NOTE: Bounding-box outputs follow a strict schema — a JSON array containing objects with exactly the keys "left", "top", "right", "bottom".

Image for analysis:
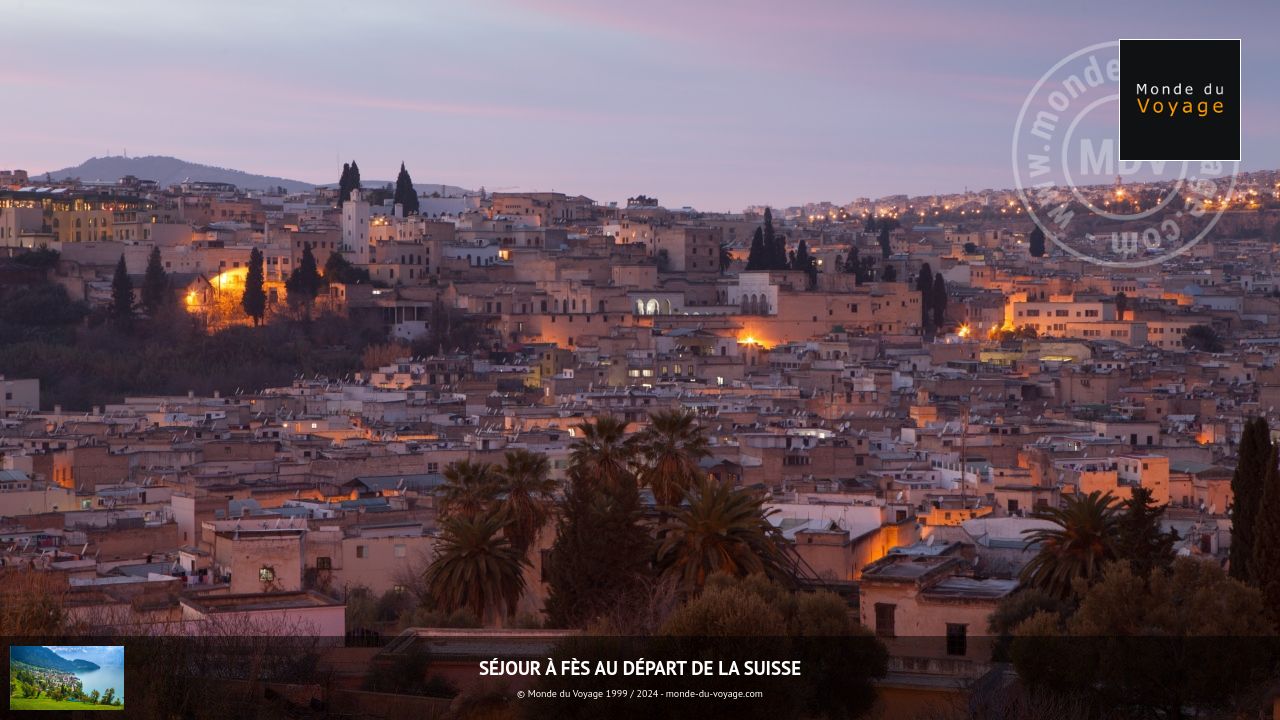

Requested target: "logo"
[{"left": 1012, "top": 41, "right": 1240, "bottom": 267}]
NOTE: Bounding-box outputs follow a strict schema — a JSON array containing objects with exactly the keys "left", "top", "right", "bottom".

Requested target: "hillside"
[
  {"left": 42, "top": 155, "right": 473, "bottom": 196},
  {"left": 42, "top": 156, "right": 314, "bottom": 193},
  {"left": 9, "top": 646, "right": 99, "bottom": 673}
]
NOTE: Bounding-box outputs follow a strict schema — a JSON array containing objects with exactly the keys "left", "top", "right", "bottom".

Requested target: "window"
[
  {"left": 259, "top": 566, "right": 276, "bottom": 583},
  {"left": 356, "top": 545, "right": 366, "bottom": 559},
  {"left": 316, "top": 556, "right": 332, "bottom": 570},
  {"left": 946, "top": 623, "right": 968, "bottom": 656},
  {"left": 874, "top": 603, "right": 896, "bottom": 638},
  {"left": 394, "top": 544, "right": 406, "bottom": 558}
]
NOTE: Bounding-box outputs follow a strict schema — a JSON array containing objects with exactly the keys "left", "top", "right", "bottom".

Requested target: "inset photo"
[{"left": 9, "top": 646, "right": 125, "bottom": 711}]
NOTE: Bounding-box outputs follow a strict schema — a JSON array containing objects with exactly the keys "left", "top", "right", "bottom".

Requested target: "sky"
[
  {"left": 4, "top": 0, "right": 1277, "bottom": 210},
  {"left": 44, "top": 645, "right": 126, "bottom": 667}
]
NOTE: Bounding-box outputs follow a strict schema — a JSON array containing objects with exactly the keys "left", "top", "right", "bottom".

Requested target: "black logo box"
[{"left": 1119, "top": 39, "right": 1241, "bottom": 162}]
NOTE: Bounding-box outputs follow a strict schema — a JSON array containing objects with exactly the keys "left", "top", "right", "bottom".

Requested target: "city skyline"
[{"left": 7, "top": 0, "right": 1278, "bottom": 210}]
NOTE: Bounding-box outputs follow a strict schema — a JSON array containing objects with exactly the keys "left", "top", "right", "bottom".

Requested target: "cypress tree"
[
  {"left": 393, "top": 162, "right": 420, "bottom": 215},
  {"left": 544, "top": 475, "right": 653, "bottom": 628},
  {"left": 763, "top": 208, "right": 784, "bottom": 270},
  {"left": 1231, "top": 416, "right": 1272, "bottom": 582},
  {"left": 242, "top": 247, "right": 266, "bottom": 325},
  {"left": 141, "top": 245, "right": 169, "bottom": 313},
  {"left": 1116, "top": 486, "right": 1177, "bottom": 578},
  {"left": 746, "top": 227, "right": 765, "bottom": 271},
  {"left": 349, "top": 160, "right": 361, "bottom": 195},
  {"left": 1254, "top": 443, "right": 1280, "bottom": 618},
  {"left": 109, "top": 254, "right": 133, "bottom": 321},
  {"left": 1029, "top": 225, "right": 1046, "bottom": 257},
  {"left": 285, "top": 242, "right": 323, "bottom": 306},
  {"left": 882, "top": 263, "right": 898, "bottom": 282},
  {"left": 931, "top": 274, "right": 948, "bottom": 327},
  {"left": 917, "top": 263, "right": 934, "bottom": 330},
  {"left": 338, "top": 162, "right": 352, "bottom": 203},
  {"left": 878, "top": 225, "right": 891, "bottom": 259}
]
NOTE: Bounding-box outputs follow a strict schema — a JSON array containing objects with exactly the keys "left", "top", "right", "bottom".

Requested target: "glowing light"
[{"left": 957, "top": 324, "right": 972, "bottom": 338}]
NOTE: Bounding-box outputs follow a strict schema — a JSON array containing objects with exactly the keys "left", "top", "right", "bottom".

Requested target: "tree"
[
  {"left": 1231, "top": 416, "right": 1272, "bottom": 582},
  {"left": 1020, "top": 491, "right": 1120, "bottom": 599},
  {"left": 88, "top": 689, "right": 100, "bottom": 705},
  {"left": 1252, "top": 443, "right": 1280, "bottom": 617},
  {"left": 425, "top": 510, "right": 528, "bottom": 622},
  {"left": 338, "top": 160, "right": 362, "bottom": 203},
  {"left": 963, "top": 241, "right": 978, "bottom": 254},
  {"left": 102, "top": 687, "right": 115, "bottom": 706},
  {"left": 745, "top": 227, "right": 766, "bottom": 271},
  {"left": 1114, "top": 486, "right": 1177, "bottom": 578},
  {"left": 718, "top": 243, "right": 733, "bottom": 273},
  {"left": 141, "top": 245, "right": 169, "bottom": 314},
  {"left": 544, "top": 471, "right": 654, "bottom": 628},
  {"left": 109, "top": 254, "right": 133, "bottom": 322},
  {"left": 1011, "top": 560, "right": 1275, "bottom": 719},
  {"left": 1183, "top": 324, "right": 1224, "bottom": 352},
  {"left": 1114, "top": 291, "right": 1128, "bottom": 318},
  {"left": 656, "top": 478, "right": 790, "bottom": 594},
  {"left": 931, "top": 273, "right": 948, "bottom": 328},
  {"left": 635, "top": 409, "right": 709, "bottom": 508},
  {"left": 878, "top": 225, "right": 891, "bottom": 259},
  {"left": 881, "top": 263, "right": 897, "bottom": 282},
  {"left": 323, "top": 250, "right": 372, "bottom": 285},
  {"left": 567, "top": 416, "right": 637, "bottom": 496},
  {"left": 285, "top": 242, "right": 323, "bottom": 306},
  {"left": 1029, "top": 225, "right": 1046, "bottom": 257},
  {"left": 241, "top": 247, "right": 266, "bottom": 326},
  {"left": 393, "top": 162, "right": 420, "bottom": 215},
  {"left": 495, "top": 449, "right": 557, "bottom": 554},
  {"left": 916, "top": 263, "right": 934, "bottom": 330},
  {"left": 763, "top": 207, "right": 786, "bottom": 270},
  {"left": 438, "top": 460, "right": 499, "bottom": 520}
]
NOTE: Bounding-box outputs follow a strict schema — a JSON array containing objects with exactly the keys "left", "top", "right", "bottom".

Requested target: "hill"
[
  {"left": 42, "top": 155, "right": 473, "bottom": 196},
  {"left": 42, "top": 156, "right": 314, "bottom": 193},
  {"left": 9, "top": 646, "right": 100, "bottom": 673}
]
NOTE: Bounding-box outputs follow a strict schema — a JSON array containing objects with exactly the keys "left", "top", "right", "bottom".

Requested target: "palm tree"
[
  {"left": 656, "top": 477, "right": 789, "bottom": 593},
  {"left": 568, "top": 416, "right": 637, "bottom": 496},
  {"left": 438, "top": 460, "right": 499, "bottom": 519},
  {"left": 496, "top": 448, "right": 557, "bottom": 553},
  {"left": 636, "top": 409, "right": 710, "bottom": 507},
  {"left": 425, "top": 510, "right": 528, "bottom": 622},
  {"left": 1020, "top": 490, "right": 1121, "bottom": 599}
]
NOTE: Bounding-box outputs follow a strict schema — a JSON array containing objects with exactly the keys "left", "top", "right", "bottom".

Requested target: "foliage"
[
  {"left": 1231, "top": 416, "right": 1272, "bottom": 582},
  {"left": 1183, "top": 323, "right": 1225, "bottom": 352},
  {"left": 425, "top": 510, "right": 528, "bottom": 622},
  {"left": 109, "top": 254, "right": 133, "bottom": 322},
  {"left": 1029, "top": 225, "right": 1045, "bottom": 257},
  {"left": 931, "top": 273, "right": 948, "bottom": 328},
  {"left": 1019, "top": 491, "right": 1120, "bottom": 599},
  {"left": 494, "top": 448, "right": 557, "bottom": 553},
  {"left": 241, "top": 247, "right": 266, "bottom": 325},
  {"left": 544, "top": 471, "right": 654, "bottom": 629},
  {"left": 323, "top": 249, "right": 372, "bottom": 285},
  {"left": 394, "top": 162, "right": 420, "bottom": 215},
  {"left": 141, "top": 245, "right": 170, "bottom": 314},
  {"left": 285, "top": 242, "right": 323, "bottom": 305},
  {"left": 634, "top": 409, "right": 709, "bottom": 507},
  {"left": 1010, "top": 559, "right": 1278, "bottom": 718},
  {"left": 656, "top": 479, "right": 790, "bottom": 593},
  {"left": 438, "top": 460, "right": 500, "bottom": 520},
  {"left": 1114, "top": 486, "right": 1177, "bottom": 578},
  {"left": 744, "top": 208, "right": 789, "bottom": 271},
  {"left": 11, "top": 245, "right": 60, "bottom": 269},
  {"left": 567, "top": 416, "right": 637, "bottom": 496},
  {"left": 338, "top": 160, "right": 362, "bottom": 203},
  {"left": 1252, "top": 442, "right": 1280, "bottom": 618}
]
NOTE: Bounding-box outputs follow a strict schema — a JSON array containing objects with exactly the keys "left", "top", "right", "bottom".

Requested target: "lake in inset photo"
[{"left": 9, "top": 645, "right": 125, "bottom": 711}]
